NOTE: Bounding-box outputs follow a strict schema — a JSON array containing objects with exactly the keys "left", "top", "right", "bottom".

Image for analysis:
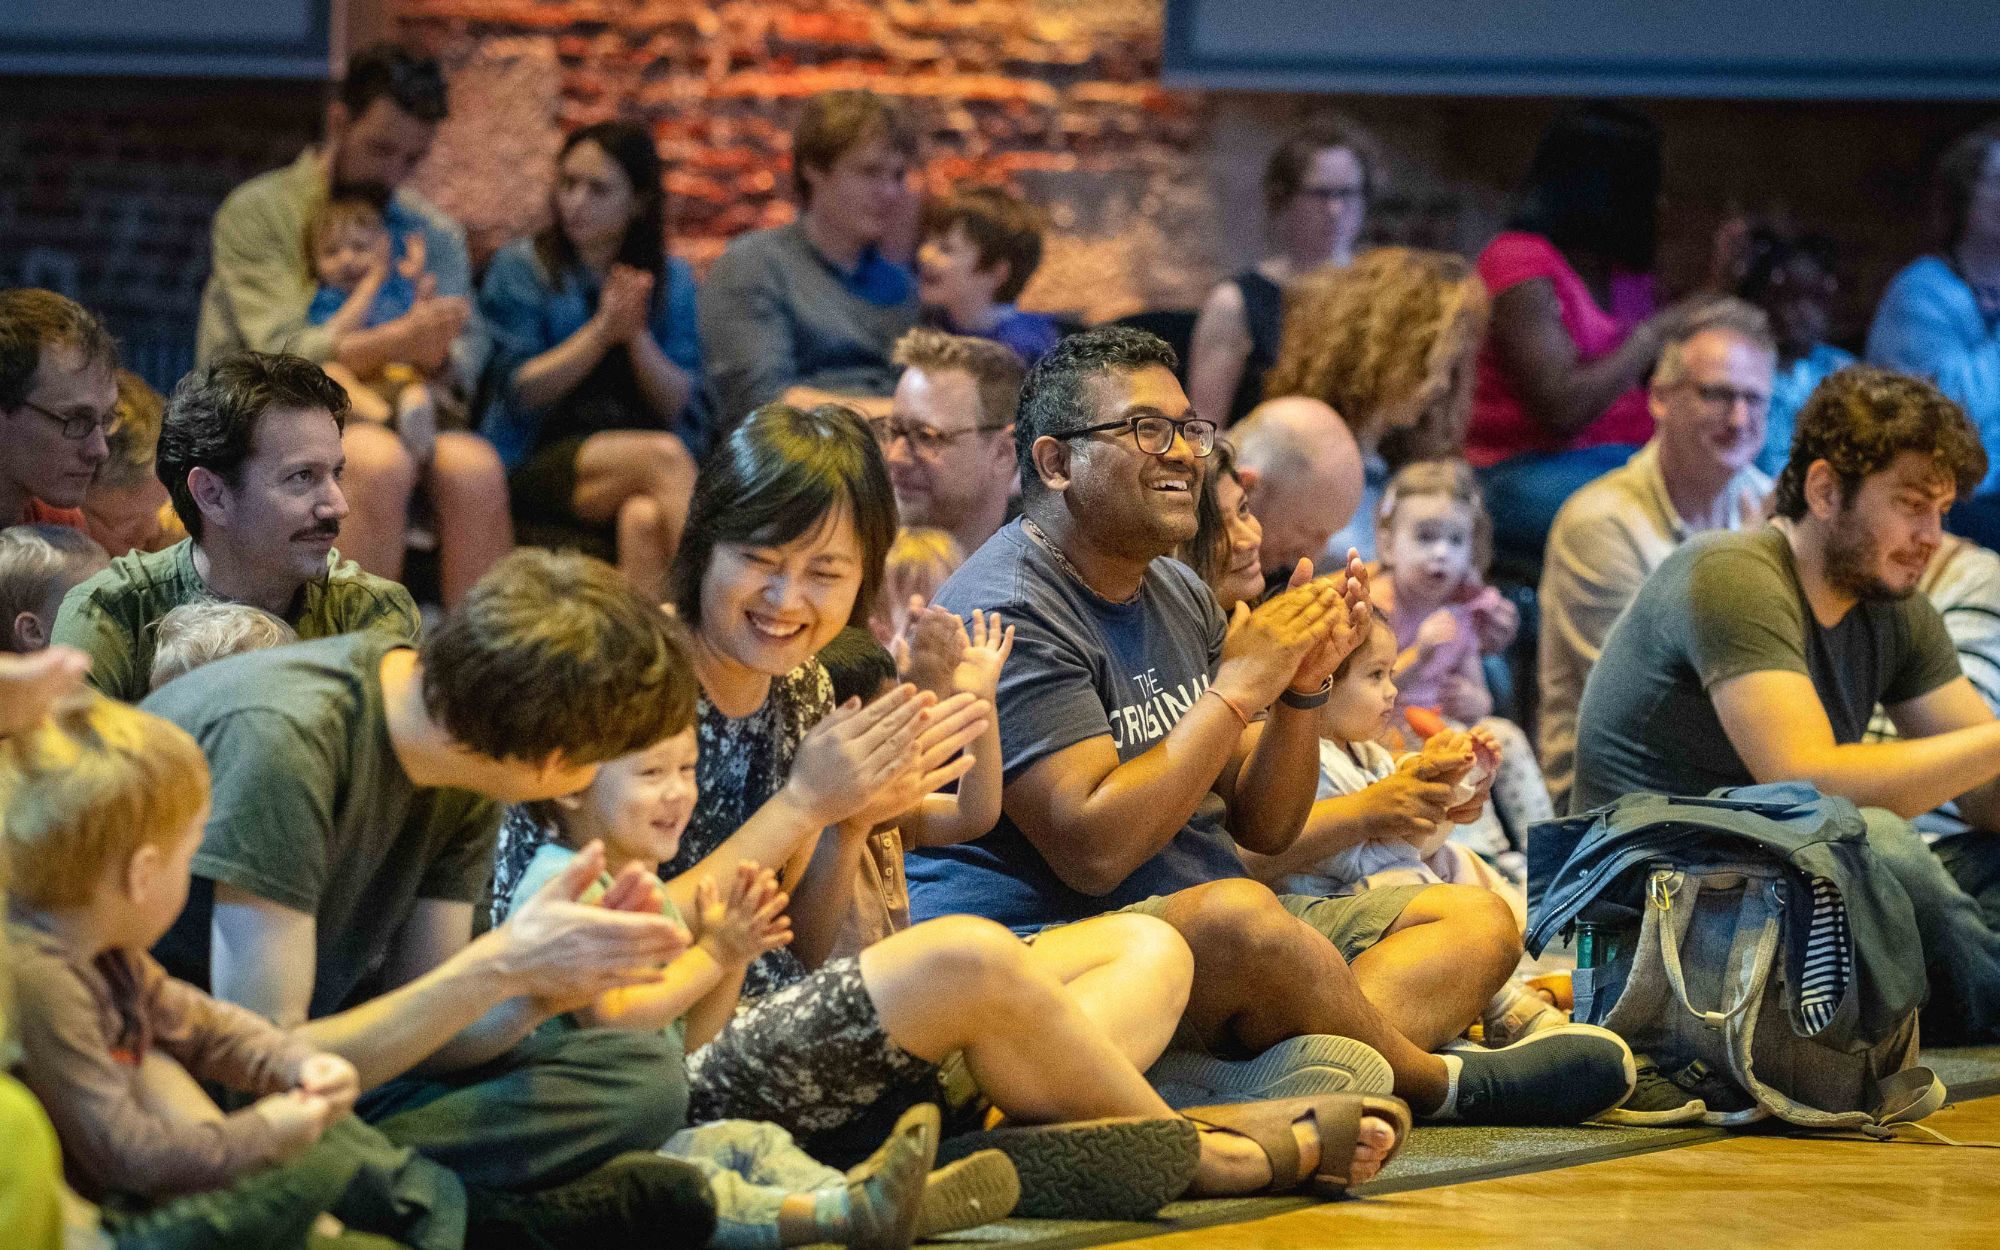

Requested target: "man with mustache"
[
  {"left": 1572, "top": 366, "right": 2000, "bottom": 1042},
  {"left": 53, "top": 351, "right": 418, "bottom": 701}
]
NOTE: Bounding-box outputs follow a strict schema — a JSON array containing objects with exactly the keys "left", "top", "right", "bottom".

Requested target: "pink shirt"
[{"left": 1467, "top": 232, "right": 1655, "bottom": 467}]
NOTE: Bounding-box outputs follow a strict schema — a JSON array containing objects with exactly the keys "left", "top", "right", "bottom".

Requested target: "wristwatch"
[{"left": 1278, "top": 675, "right": 1334, "bottom": 710}]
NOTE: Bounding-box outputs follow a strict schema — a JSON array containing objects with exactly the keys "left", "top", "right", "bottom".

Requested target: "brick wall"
[{"left": 2, "top": 1, "right": 1993, "bottom": 392}]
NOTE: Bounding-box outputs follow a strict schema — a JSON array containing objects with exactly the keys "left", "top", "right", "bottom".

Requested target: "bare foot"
[{"left": 1188, "top": 1113, "right": 1397, "bottom": 1194}]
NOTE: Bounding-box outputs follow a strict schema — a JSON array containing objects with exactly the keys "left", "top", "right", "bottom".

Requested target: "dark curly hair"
[
  {"left": 1015, "top": 325, "right": 1179, "bottom": 496},
  {"left": 1772, "top": 365, "right": 1986, "bottom": 520}
]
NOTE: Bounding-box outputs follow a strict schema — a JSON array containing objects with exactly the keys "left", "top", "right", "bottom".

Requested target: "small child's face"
[
  {"left": 1382, "top": 493, "right": 1476, "bottom": 606},
  {"left": 129, "top": 804, "right": 209, "bottom": 949},
  {"left": 312, "top": 219, "right": 390, "bottom": 291},
  {"left": 917, "top": 222, "right": 1004, "bottom": 314},
  {"left": 1321, "top": 626, "right": 1399, "bottom": 745},
  {"left": 568, "top": 728, "right": 699, "bottom": 869}
]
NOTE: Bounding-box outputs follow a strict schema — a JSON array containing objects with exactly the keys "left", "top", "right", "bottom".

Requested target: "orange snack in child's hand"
[{"left": 1405, "top": 706, "right": 1449, "bottom": 739}]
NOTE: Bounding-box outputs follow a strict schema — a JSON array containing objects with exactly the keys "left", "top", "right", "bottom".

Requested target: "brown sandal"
[{"left": 1181, "top": 1093, "right": 1412, "bottom": 1193}]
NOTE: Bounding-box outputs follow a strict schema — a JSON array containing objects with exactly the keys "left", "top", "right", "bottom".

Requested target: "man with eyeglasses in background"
[
  {"left": 881, "top": 327, "right": 1025, "bottom": 557},
  {"left": 1538, "top": 298, "right": 1778, "bottom": 807},
  {"left": 0, "top": 289, "right": 121, "bottom": 532},
  {"left": 908, "top": 326, "right": 1642, "bottom": 1130}
]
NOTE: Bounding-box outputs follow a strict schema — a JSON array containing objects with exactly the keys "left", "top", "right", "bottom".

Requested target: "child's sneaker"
[
  {"left": 840, "top": 1102, "right": 940, "bottom": 1250},
  {"left": 1480, "top": 978, "right": 1569, "bottom": 1048}
]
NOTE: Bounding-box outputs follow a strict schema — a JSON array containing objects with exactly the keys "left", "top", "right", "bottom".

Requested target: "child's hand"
[
  {"left": 1412, "top": 729, "right": 1476, "bottom": 785},
  {"left": 1415, "top": 608, "right": 1458, "bottom": 657},
  {"left": 396, "top": 233, "right": 429, "bottom": 283},
  {"left": 783, "top": 685, "right": 935, "bottom": 824},
  {"left": 695, "top": 862, "right": 793, "bottom": 966},
  {"left": 1467, "top": 724, "right": 1504, "bottom": 770},
  {"left": 251, "top": 1090, "right": 334, "bottom": 1161},
  {"left": 951, "top": 610, "right": 1014, "bottom": 703},
  {"left": 293, "top": 1053, "right": 359, "bottom": 1123},
  {"left": 893, "top": 601, "right": 965, "bottom": 698}
]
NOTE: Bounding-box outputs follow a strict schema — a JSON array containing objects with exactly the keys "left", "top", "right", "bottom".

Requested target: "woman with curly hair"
[
  {"left": 1264, "top": 247, "right": 1489, "bottom": 560},
  {"left": 1188, "top": 116, "right": 1381, "bottom": 426}
]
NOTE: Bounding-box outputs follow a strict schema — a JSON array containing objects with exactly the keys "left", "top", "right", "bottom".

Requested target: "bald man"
[{"left": 1231, "top": 396, "right": 1367, "bottom": 591}]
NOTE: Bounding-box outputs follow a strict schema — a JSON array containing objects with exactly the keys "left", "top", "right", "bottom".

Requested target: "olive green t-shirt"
[
  {"left": 53, "top": 537, "right": 420, "bottom": 703},
  {"left": 1573, "top": 525, "right": 1961, "bottom": 813},
  {"left": 146, "top": 632, "right": 500, "bottom": 1018}
]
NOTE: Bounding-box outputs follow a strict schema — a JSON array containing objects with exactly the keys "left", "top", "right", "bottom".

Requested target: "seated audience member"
[
  {"left": 1370, "top": 461, "right": 1547, "bottom": 853},
  {"left": 881, "top": 327, "right": 1023, "bottom": 559},
  {"left": 1539, "top": 300, "right": 1777, "bottom": 806},
  {"left": 1738, "top": 230, "right": 1853, "bottom": 477},
  {"left": 870, "top": 526, "right": 966, "bottom": 646},
  {"left": 492, "top": 628, "right": 997, "bottom": 1247},
  {"left": 1228, "top": 396, "right": 1367, "bottom": 594},
  {"left": 910, "top": 327, "right": 1636, "bottom": 1126},
  {"left": 52, "top": 352, "right": 419, "bottom": 703},
  {"left": 916, "top": 187, "right": 1060, "bottom": 365},
  {"left": 1177, "top": 439, "right": 1266, "bottom": 612},
  {"left": 1244, "top": 622, "right": 1554, "bottom": 1037},
  {"left": 1265, "top": 247, "right": 1489, "bottom": 562},
  {"left": 144, "top": 549, "right": 721, "bottom": 1234},
  {"left": 0, "top": 289, "right": 119, "bottom": 530},
  {"left": 0, "top": 526, "right": 108, "bottom": 653},
  {"left": 644, "top": 400, "right": 1404, "bottom": 1203},
  {"left": 197, "top": 43, "right": 510, "bottom": 606},
  {"left": 700, "top": 91, "right": 920, "bottom": 428},
  {"left": 1572, "top": 367, "right": 2000, "bottom": 1042},
  {"left": 481, "top": 120, "right": 705, "bottom": 596},
  {"left": 309, "top": 195, "right": 445, "bottom": 461},
  {"left": 147, "top": 601, "right": 298, "bottom": 692},
  {"left": 1868, "top": 120, "right": 2000, "bottom": 549},
  {"left": 5, "top": 697, "right": 391, "bottom": 1236},
  {"left": 84, "top": 370, "right": 184, "bottom": 557},
  {"left": 1189, "top": 116, "right": 1379, "bottom": 425},
  {"left": 1468, "top": 104, "right": 1712, "bottom": 571}
]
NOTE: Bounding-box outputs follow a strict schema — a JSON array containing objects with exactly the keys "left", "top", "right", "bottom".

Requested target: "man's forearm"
[
  {"left": 295, "top": 943, "right": 528, "bottom": 1089},
  {"left": 332, "top": 320, "right": 413, "bottom": 379},
  {"left": 1226, "top": 702, "right": 1322, "bottom": 854},
  {"left": 1785, "top": 725, "right": 2000, "bottom": 819}
]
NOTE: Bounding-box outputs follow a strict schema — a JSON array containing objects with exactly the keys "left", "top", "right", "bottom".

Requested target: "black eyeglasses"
[
  {"left": 15, "top": 398, "right": 121, "bottom": 441},
  {"left": 1065, "top": 414, "right": 1217, "bottom": 458},
  {"left": 870, "top": 418, "right": 1010, "bottom": 458}
]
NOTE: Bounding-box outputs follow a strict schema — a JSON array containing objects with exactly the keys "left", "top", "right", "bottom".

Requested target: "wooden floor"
[{"left": 1129, "top": 1094, "right": 2000, "bottom": 1250}]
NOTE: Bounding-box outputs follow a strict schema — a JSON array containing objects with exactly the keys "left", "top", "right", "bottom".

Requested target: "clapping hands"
[{"left": 694, "top": 861, "right": 793, "bottom": 966}]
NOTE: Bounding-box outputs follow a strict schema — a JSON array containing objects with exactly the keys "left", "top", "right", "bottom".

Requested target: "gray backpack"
[{"left": 1577, "top": 858, "right": 1944, "bottom": 1133}]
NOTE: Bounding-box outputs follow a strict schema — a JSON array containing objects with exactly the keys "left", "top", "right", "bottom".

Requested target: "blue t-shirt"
[
  {"left": 907, "top": 520, "right": 1246, "bottom": 932},
  {"left": 304, "top": 201, "right": 425, "bottom": 329},
  {"left": 1758, "top": 343, "right": 1855, "bottom": 478}
]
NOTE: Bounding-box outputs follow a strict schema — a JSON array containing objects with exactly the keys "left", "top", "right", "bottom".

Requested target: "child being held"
[
  {"left": 490, "top": 691, "right": 947, "bottom": 1250},
  {"left": 1369, "top": 460, "right": 1552, "bottom": 863},
  {"left": 306, "top": 195, "right": 441, "bottom": 462},
  {"left": 2, "top": 696, "right": 371, "bottom": 1222},
  {"left": 147, "top": 601, "right": 298, "bottom": 692},
  {"left": 0, "top": 525, "right": 109, "bottom": 653},
  {"left": 1283, "top": 620, "right": 1561, "bottom": 1044}
]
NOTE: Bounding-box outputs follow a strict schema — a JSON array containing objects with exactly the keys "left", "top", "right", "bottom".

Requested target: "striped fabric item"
[{"left": 1796, "top": 876, "right": 1851, "bottom": 1036}]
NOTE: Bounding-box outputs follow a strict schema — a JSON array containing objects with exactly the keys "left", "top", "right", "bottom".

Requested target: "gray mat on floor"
[{"left": 919, "top": 1046, "right": 2000, "bottom": 1249}]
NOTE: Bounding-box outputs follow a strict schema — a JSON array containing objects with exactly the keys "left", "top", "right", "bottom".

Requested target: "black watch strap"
[{"left": 1278, "top": 676, "right": 1334, "bottom": 710}]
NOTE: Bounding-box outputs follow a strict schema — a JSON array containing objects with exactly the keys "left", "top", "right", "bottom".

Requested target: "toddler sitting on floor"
[{"left": 1282, "top": 619, "right": 1562, "bottom": 1046}]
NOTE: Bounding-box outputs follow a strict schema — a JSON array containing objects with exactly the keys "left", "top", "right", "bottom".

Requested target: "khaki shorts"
[{"left": 1111, "top": 882, "right": 1429, "bottom": 1054}]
